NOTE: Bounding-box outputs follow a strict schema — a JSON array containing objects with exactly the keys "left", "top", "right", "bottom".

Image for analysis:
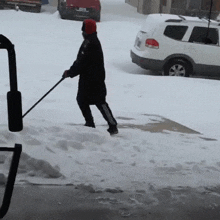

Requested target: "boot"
[
  {"left": 84, "top": 121, "right": 95, "bottom": 128},
  {"left": 107, "top": 125, "right": 118, "bottom": 135}
]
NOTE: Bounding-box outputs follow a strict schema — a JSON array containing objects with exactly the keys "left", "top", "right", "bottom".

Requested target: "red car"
[{"left": 58, "top": 0, "right": 101, "bottom": 22}]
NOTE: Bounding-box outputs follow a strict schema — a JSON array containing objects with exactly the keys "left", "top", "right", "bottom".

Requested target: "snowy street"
[{"left": 1, "top": 0, "right": 220, "bottom": 218}]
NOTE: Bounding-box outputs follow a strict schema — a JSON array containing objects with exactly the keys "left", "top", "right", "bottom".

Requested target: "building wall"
[
  {"left": 125, "top": 0, "right": 220, "bottom": 16},
  {"left": 150, "top": 0, "right": 160, "bottom": 13},
  {"left": 125, "top": 0, "right": 171, "bottom": 14},
  {"left": 137, "top": 0, "right": 144, "bottom": 13},
  {"left": 137, "top": 0, "right": 161, "bottom": 14},
  {"left": 171, "top": 0, "right": 220, "bottom": 11},
  {"left": 202, "top": 0, "right": 220, "bottom": 11},
  {"left": 49, "top": 0, "right": 58, "bottom": 7},
  {"left": 170, "top": 0, "right": 220, "bottom": 19},
  {"left": 125, "top": 0, "right": 139, "bottom": 7},
  {"left": 161, "top": 0, "right": 172, "bottom": 13}
]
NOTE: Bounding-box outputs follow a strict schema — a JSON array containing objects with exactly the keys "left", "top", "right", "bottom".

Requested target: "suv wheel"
[{"left": 164, "top": 59, "right": 191, "bottom": 77}]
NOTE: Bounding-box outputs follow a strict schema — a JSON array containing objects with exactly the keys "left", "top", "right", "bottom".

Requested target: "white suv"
[{"left": 131, "top": 14, "right": 220, "bottom": 77}]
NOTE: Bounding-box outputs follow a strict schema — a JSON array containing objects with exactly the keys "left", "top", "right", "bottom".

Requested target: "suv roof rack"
[
  {"left": 165, "top": 16, "right": 220, "bottom": 26},
  {"left": 178, "top": 15, "right": 186, "bottom": 20},
  {"left": 165, "top": 19, "right": 183, "bottom": 23},
  {"left": 199, "top": 17, "right": 220, "bottom": 26},
  {"left": 165, "top": 15, "right": 186, "bottom": 23}
]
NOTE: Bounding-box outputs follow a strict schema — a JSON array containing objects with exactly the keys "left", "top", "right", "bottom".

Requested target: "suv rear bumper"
[{"left": 131, "top": 50, "right": 164, "bottom": 71}]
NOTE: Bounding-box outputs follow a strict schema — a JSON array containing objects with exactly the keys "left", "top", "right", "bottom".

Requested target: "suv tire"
[{"left": 164, "top": 59, "right": 191, "bottom": 77}]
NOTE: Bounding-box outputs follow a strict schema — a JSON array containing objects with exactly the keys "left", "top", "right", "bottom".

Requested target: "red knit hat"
[{"left": 81, "top": 19, "right": 97, "bottom": 34}]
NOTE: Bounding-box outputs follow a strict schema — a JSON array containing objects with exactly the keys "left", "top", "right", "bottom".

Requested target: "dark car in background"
[
  {"left": 0, "top": 0, "right": 41, "bottom": 12},
  {"left": 58, "top": 0, "right": 101, "bottom": 22}
]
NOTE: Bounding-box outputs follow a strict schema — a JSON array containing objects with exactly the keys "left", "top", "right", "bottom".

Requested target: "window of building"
[
  {"left": 189, "top": 27, "right": 219, "bottom": 45},
  {"left": 164, "top": 25, "right": 188, "bottom": 40}
]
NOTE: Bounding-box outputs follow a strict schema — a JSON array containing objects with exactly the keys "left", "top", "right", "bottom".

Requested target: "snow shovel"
[{"left": 22, "top": 77, "right": 65, "bottom": 118}]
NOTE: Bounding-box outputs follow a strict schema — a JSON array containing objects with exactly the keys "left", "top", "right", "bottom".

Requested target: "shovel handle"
[{"left": 22, "top": 77, "right": 65, "bottom": 118}]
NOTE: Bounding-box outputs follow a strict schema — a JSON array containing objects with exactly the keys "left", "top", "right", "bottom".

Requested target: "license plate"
[{"left": 77, "top": 7, "right": 88, "bottom": 12}]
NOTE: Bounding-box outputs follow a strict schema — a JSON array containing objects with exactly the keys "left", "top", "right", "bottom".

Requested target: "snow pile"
[{"left": 0, "top": 114, "right": 220, "bottom": 190}]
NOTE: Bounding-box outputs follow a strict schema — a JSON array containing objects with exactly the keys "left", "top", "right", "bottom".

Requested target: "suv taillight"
[{"left": 145, "top": 39, "right": 159, "bottom": 49}]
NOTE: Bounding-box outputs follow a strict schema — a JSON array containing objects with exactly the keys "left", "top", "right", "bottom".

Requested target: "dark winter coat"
[{"left": 67, "top": 32, "right": 107, "bottom": 104}]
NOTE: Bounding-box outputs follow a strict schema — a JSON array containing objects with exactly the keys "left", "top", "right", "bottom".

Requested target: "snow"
[{"left": 0, "top": 0, "right": 220, "bottom": 192}]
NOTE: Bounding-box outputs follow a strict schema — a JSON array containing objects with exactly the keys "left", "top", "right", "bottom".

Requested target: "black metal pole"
[
  {"left": 8, "top": 45, "right": 18, "bottom": 92},
  {"left": 22, "top": 77, "right": 65, "bottom": 118},
  {"left": 206, "top": 0, "right": 213, "bottom": 40},
  {"left": 0, "top": 35, "right": 18, "bottom": 91},
  {"left": 0, "top": 144, "right": 22, "bottom": 219},
  {"left": 208, "top": 0, "right": 213, "bottom": 22}
]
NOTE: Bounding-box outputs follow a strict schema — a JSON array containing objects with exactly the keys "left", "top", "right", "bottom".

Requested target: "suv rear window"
[
  {"left": 189, "top": 27, "right": 219, "bottom": 45},
  {"left": 164, "top": 25, "right": 188, "bottom": 40}
]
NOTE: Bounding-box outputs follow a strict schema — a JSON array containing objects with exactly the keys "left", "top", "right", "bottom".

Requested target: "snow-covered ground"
[{"left": 0, "top": 0, "right": 220, "bottom": 192}]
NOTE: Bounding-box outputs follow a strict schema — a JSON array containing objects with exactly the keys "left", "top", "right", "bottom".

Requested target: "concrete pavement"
[{"left": 1, "top": 184, "right": 220, "bottom": 220}]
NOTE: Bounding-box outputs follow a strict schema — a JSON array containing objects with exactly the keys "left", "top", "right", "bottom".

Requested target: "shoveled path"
[{"left": 1, "top": 115, "right": 219, "bottom": 220}]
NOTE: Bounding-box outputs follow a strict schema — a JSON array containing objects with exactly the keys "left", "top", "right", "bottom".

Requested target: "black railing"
[{"left": 0, "top": 144, "right": 22, "bottom": 219}]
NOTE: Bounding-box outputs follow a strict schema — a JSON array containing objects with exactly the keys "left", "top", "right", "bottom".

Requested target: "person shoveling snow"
[{"left": 62, "top": 19, "right": 118, "bottom": 135}]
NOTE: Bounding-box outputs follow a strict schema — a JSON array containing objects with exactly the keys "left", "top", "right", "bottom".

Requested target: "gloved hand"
[{"left": 62, "top": 70, "right": 70, "bottom": 78}]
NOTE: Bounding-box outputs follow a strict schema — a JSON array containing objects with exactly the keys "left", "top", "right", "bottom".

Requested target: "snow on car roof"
[
  {"left": 140, "top": 14, "right": 182, "bottom": 32},
  {"left": 141, "top": 13, "right": 220, "bottom": 32},
  {"left": 144, "top": 13, "right": 210, "bottom": 23}
]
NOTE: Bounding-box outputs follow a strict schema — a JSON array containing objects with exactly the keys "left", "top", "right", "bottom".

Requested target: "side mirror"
[
  {"left": 7, "top": 91, "right": 23, "bottom": 132},
  {"left": 0, "top": 35, "right": 23, "bottom": 132}
]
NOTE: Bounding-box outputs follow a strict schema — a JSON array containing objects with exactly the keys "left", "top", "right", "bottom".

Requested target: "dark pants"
[{"left": 77, "top": 96, "right": 117, "bottom": 127}]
